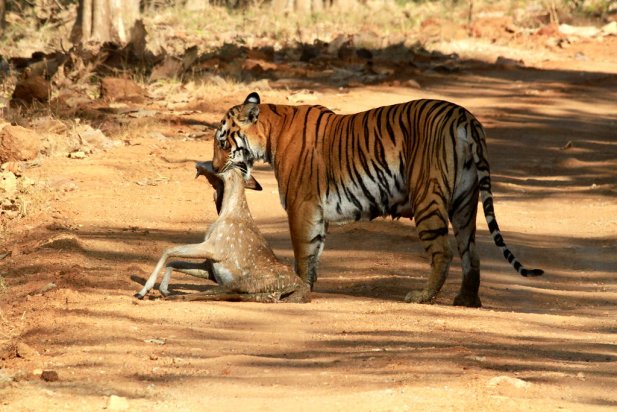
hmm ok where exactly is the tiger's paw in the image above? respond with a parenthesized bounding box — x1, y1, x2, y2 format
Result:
(453, 293, 482, 308)
(404, 290, 436, 304)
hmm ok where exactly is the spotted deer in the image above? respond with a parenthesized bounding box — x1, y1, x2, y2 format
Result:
(134, 161, 309, 303)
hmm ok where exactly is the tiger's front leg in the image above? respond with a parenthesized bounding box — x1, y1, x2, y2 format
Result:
(287, 202, 326, 290)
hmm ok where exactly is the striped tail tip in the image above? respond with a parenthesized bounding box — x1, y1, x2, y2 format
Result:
(520, 268, 544, 277)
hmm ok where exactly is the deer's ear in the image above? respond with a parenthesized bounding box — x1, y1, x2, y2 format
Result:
(213, 183, 224, 215)
(244, 175, 262, 191)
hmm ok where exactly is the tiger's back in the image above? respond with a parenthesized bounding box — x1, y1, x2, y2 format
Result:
(264, 100, 481, 223)
(212, 93, 542, 307)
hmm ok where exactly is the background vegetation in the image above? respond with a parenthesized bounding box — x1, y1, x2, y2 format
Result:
(1, 0, 615, 59)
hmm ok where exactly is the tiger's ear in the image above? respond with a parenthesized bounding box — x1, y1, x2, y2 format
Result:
(244, 175, 263, 191)
(236, 103, 260, 125)
(244, 92, 260, 105)
(247, 105, 259, 123)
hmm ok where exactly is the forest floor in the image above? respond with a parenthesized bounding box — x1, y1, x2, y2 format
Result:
(1, 17, 616, 412)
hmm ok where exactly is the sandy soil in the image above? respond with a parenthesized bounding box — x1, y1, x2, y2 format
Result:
(1, 32, 616, 411)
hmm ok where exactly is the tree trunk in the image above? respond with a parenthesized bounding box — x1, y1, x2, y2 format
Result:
(0, 0, 6, 32)
(72, 0, 140, 44)
(92, 0, 112, 41)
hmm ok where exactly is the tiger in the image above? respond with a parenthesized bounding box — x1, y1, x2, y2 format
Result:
(211, 92, 543, 307)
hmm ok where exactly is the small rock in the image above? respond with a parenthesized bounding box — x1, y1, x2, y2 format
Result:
(352, 31, 382, 50)
(2, 210, 20, 219)
(495, 56, 524, 69)
(0, 369, 13, 386)
(101, 77, 145, 103)
(75, 125, 117, 151)
(406, 79, 421, 89)
(68, 151, 86, 159)
(559, 24, 599, 38)
(106, 394, 129, 410)
(16, 342, 40, 360)
(40, 370, 59, 382)
(1, 161, 23, 176)
(144, 338, 166, 345)
(100, 77, 145, 103)
(17, 176, 36, 193)
(545, 37, 570, 49)
(574, 52, 587, 61)
(0, 125, 41, 163)
(601, 21, 617, 36)
(136, 176, 168, 186)
(12, 369, 29, 382)
(10, 69, 51, 107)
(487, 375, 530, 389)
(0, 171, 17, 195)
(40, 132, 81, 157)
(31, 117, 69, 135)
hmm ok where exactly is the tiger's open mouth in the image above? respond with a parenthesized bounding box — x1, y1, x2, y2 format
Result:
(195, 161, 262, 214)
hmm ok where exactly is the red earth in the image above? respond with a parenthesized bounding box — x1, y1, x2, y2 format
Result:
(1, 25, 616, 411)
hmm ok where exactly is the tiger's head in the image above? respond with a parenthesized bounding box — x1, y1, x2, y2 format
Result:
(212, 92, 265, 189)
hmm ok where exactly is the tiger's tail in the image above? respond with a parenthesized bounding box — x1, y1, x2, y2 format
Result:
(467, 119, 544, 277)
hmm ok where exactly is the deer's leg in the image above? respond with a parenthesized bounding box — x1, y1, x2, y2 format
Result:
(288, 202, 326, 289)
(134, 243, 220, 299)
(158, 260, 214, 297)
(166, 287, 281, 303)
(281, 282, 311, 303)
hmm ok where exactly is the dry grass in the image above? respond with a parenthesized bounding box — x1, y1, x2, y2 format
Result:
(143, 2, 452, 54)
(4, 0, 610, 60)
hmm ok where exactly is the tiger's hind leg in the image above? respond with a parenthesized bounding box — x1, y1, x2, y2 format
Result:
(405, 196, 453, 304)
(450, 187, 482, 308)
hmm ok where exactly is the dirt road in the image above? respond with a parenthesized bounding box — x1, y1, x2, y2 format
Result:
(1, 37, 616, 411)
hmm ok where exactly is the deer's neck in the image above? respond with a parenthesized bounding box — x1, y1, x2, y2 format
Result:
(218, 178, 252, 222)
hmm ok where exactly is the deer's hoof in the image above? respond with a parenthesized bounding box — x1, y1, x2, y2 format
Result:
(404, 290, 435, 304)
